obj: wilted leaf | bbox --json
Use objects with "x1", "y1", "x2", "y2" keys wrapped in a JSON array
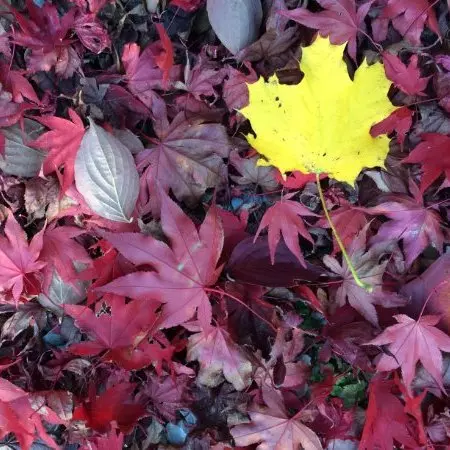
[
  {"x1": 207, "y1": 0, "x2": 263, "y2": 54},
  {"x1": 74, "y1": 119, "x2": 139, "y2": 222},
  {"x1": 240, "y1": 37, "x2": 396, "y2": 185}
]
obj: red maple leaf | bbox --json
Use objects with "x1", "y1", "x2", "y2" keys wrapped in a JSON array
[
  {"x1": 403, "y1": 133, "x2": 450, "y2": 192},
  {"x1": 40, "y1": 223, "x2": 92, "y2": 289},
  {"x1": 380, "y1": 0, "x2": 440, "y2": 46},
  {"x1": 371, "y1": 106, "x2": 413, "y2": 147},
  {"x1": 254, "y1": 195, "x2": 318, "y2": 266},
  {"x1": 0, "y1": 378, "x2": 60, "y2": 450},
  {"x1": 275, "y1": 170, "x2": 321, "y2": 189},
  {"x1": 186, "y1": 323, "x2": 253, "y2": 391},
  {"x1": 382, "y1": 52, "x2": 430, "y2": 96},
  {"x1": 29, "y1": 108, "x2": 85, "y2": 193},
  {"x1": 0, "y1": 212, "x2": 46, "y2": 302},
  {"x1": 65, "y1": 296, "x2": 164, "y2": 369},
  {"x1": 136, "y1": 111, "x2": 230, "y2": 216},
  {"x1": 279, "y1": 0, "x2": 373, "y2": 61},
  {"x1": 73, "y1": 382, "x2": 147, "y2": 433},
  {"x1": 7, "y1": 0, "x2": 77, "y2": 73},
  {"x1": 231, "y1": 387, "x2": 322, "y2": 449},
  {"x1": 97, "y1": 192, "x2": 224, "y2": 330},
  {"x1": 359, "y1": 376, "x2": 418, "y2": 450},
  {"x1": 122, "y1": 41, "x2": 180, "y2": 109},
  {"x1": 365, "y1": 182, "x2": 444, "y2": 267},
  {"x1": 368, "y1": 314, "x2": 450, "y2": 394},
  {"x1": 317, "y1": 201, "x2": 367, "y2": 256}
]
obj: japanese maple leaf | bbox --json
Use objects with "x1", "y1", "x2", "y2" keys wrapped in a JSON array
[
  {"x1": 97, "y1": 192, "x2": 224, "y2": 330},
  {"x1": 65, "y1": 296, "x2": 161, "y2": 369},
  {"x1": 136, "y1": 111, "x2": 230, "y2": 216},
  {"x1": 176, "y1": 57, "x2": 226, "y2": 101},
  {"x1": 29, "y1": 109, "x2": 85, "y2": 193},
  {"x1": 317, "y1": 201, "x2": 367, "y2": 256},
  {"x1": 359, "y1": 376, "x2": 418, "y2": 450},
  {"x1": 368, "y1": 314, "x2": 450, "y2": 394},
  {"x1": 186, "y1": 323, "x2": 253, "y2": 391},
  {"x1": 0, "y1": 378, "x2": 59, "y2": 450},
  {"x1": 73, "y1": 383, "x2": 146, "y2": 433},
  {"x1": 380, "y1": 0, "x2": 440, "y2": 45},
  {"x1": 229, "y1": 150, "x2": 278, "y2": 192},
  {"x1": 382, "y1": 52, "x2": 430, "y2": 96},
  {"x1": 122, "y1": 42, "x2": 180, "y2": 109},
  {"x1": 231, "y1": 387, "x2": 322, "y2": 449},
  {"x1": 144, "y1": 374, "x2": 190, "y2": 421},
  {"x1": 254, "y1": 195, "x2": 317, "y2": 266},
  {"x1": 275, "y1": 170, "x2": 321, "y2": 189},
  {"x1": 371, "y1": 106, "x2": 413, "y2": 147},
  {"x1": 323, "y1": 226, "x2": 403, "y2": 325},
  {"x1": 365, "y1": 183, "x2": 444, "y2": 267},
  {"x1": 0, "y1": 212, "x2": 46, "y2": 302},
  {"x1": 403, "y1": 133, "x2": 450, "y2": 192},
  {"x1": 279, "y1": 0, "x2": 373, "y2": 61},
  {"x1": 7, "y1": 0, "x2": 76, "y2": 73},
  {"x1": 40, "y1": 223, "x2": 92, "y2": 289}
]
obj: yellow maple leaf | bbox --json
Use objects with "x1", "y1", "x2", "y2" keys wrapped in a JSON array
[{"x1": 240, "y1": 37, "x2": 397, "y2": 186}]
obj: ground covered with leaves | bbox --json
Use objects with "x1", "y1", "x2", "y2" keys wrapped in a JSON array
[{"x1": 0, "y1": 0, "x2": 449, "y2": 448}]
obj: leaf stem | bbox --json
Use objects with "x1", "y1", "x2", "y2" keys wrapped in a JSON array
[{"x1": 315, "y1": 173, "x2": 372, "y2": 292}]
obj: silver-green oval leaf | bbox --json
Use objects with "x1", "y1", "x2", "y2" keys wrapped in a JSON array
[{"x1": 74, "y1": 119, "x2": 139, "y2": 222}]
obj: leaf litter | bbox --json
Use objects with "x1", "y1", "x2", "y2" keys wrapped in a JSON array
[{"x1": 0, "y1": 0, "x2": 448, "y2": 449}]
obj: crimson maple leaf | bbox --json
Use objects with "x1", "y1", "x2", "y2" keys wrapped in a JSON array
[
  {"x1": 359, "y1": 376, "x2": 418, "y2": 450},
  {"x1": 365, "y1": 183, "x2": 444, "y2": 267},
  {"x1": 0, "y1": 212, "x2": 46, "y2": 302},
  {"x1": 40, "y1": 223, "x2": 92, "y2": 290},
  {"x1": 382, "y1": 52, "x2": 430, "y2": 96},
  {"x1": 97, "y1": 192, "x2": 224, "y2": 330},
  {"x1": 280, "y1": 0, "x2": 373, "y2": 61},
  {"x1": 380, "y1": 0, "x2": 440, "y2": 46},
  {"x1": 122, "y1": 41, "x2": 180, "y2": 109},
  {"x1": 186, "y1": 323, "x2": 253, "y2": 391},
  {"x1": 317, "y1": 201, "x2": 367, "y2": 256},
  {"x1": 231, "y1": 387, "x2": 322, "y2": 449},
  {"x1": 65, "y1": 296, "x2": 163, "y2": 369},
  {"x1": 29, "y1": 108, "x2": 85, "y2": 193},
  {"x1": 254, "y1": 195, "x2": 317, "y2": 267},
  {"x1": 73, "y1": 382, "x2": 147, "y2": 433},
  {"x1": 403, "y1": 133, "x2": 450, "y2": 192},
  {"x1": 137, "y1": 111, "x2": 230, "y2": 216},
  {"x1": 371, "y1": 106, "x2": 413, "y2": 147},
  {"x1": 0, "y1": 378, "x2": 60, "y2": 450},
  {"x1": 368, "y1": 314, "x2": 450, "y2": 394}
]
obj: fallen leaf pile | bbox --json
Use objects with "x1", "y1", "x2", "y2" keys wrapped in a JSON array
[{"x1": 0, "y1": 0, "x2": 448, "y2": 449}]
